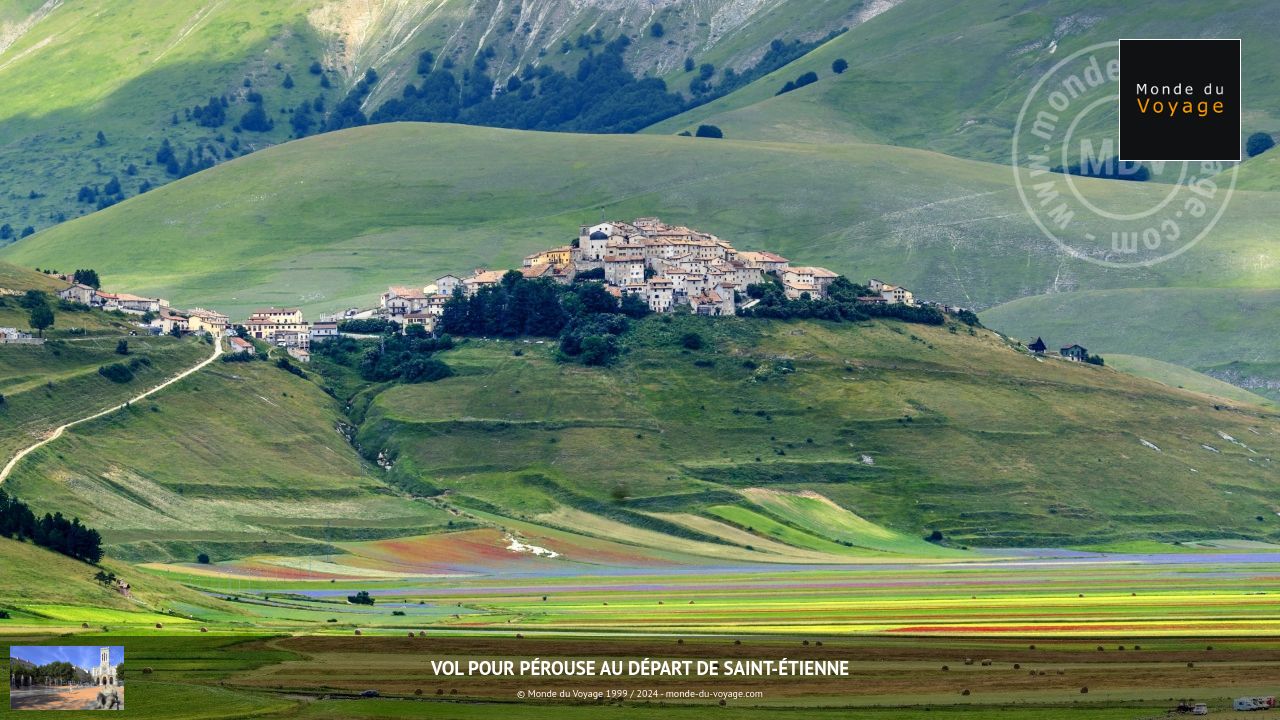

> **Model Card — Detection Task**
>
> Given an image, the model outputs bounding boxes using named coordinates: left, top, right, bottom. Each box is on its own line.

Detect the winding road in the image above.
left=0, top=337, right=222, bottom=484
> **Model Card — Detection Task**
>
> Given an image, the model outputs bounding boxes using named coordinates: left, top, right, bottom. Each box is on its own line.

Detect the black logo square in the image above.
left=1119, top=39, right=1240, bottom=161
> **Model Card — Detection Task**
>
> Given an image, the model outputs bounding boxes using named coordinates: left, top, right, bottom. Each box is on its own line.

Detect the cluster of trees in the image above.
left=1050, top=157, right=1150, bottom=182
left=0, top=490, right=104, bottom=564
left=777, top=70, right=818, bottom=96
left=312, top=330, right=455, bottom=384
left=11, top=660, right=91, bottom=685
left=155, top=138, right=221, bottom=179
left=371, top=38, right=686, bottom=134
left=0, top=223, right=35, bottom=241
left=98, top=356, right=150, bottom=383
left=323, top=69, right=379, bottom=132
left=438, top=271, right=644, bottom=365
left=741, top=277, right=947, bottom=326
left=348, top=590, right=375, bottom=605
left=694, top=32, right=845, bottom=102
left=336, top=318, right=394, bottom=334
left=19, top=289, right=54, bottom=336
left=72, top=268, right=101, bottom=288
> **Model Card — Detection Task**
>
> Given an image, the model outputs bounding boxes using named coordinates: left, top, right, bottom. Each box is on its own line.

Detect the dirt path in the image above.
left=0, top=337, right=222, bottom=484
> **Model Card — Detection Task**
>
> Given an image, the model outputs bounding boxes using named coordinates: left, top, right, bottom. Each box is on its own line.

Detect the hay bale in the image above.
left=407, top=632, right=415, bottom=637
left=414, top=689, right=422, bottom=696
left=155, top=622, right=164, bottom=629
left=941, top=665, right=949, bottom=671
left=1096, top=645, right=1104, bottom=651
left=961, top=689, right=970, bottom=696
left=677, top=638, right=684, bottom=645
left=418, top=631, right=426, bottom=637
left=1028, top=644, right=1036, bottom=650
left=1013, top=663, right=1020, bottom=670
left=980, top=659, right=992, bottom=666
left=200, top=627, right=208, bottom=633
left=516, top=633, right=524, bottom=639
left=733, top=639, right=741, bottom=645
left=816, top=641, right=823, bottom=647
left=81, top=622, right=89, bottom=629
left=963, top=658, right=974, bottom=665
left=1205, top=645, right=1213, bottom=651
left=354, top=629, right=362, bottom=635
left=1080, top=686, right=1088, bottom=694
left=1134, top=644, right=1141, bottom=650
left=1117, top=645, right=1125, bottom=651
left=436, top=689, right=444, bottom=695
left=1187, top=662, right=1195, bottom=668
left=802, top=640, right=810, bottom=646
left=142, top=667, right=153, bottom=675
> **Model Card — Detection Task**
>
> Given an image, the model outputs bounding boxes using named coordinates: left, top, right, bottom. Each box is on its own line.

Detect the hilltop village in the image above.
left=376, top=217, right=920, bottom=330
left=32, top=219, right=1041, bottom=363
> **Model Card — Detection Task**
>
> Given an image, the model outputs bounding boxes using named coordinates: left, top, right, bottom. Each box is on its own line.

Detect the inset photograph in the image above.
left=9, top=646, right=123, bottom=711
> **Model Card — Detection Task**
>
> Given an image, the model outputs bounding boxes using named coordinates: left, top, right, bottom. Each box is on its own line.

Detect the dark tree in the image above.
left=695, top=124, right=723, bottom=138
left=309, top=60, right=323, bottom=75
left=282, top=73, right=294, bottom=89
left=680, top=332, right=704, bottom=350
left=1247, top=131, right=1275, bottom=157
left=197, top=552, right=210, bottom=564
left=650, top=22, right=664, bottom=38
left=29, top=304, right=54, bottom=336
left=832, top=58, right=848, bottom=74
left=96, top=130, right=107, bottom=147
left=240, top=102, right=274, bottom=132
left=115, top=339, right=129, bottom=355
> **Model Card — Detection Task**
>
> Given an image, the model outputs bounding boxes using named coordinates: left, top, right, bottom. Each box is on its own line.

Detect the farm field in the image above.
left=6, top=549, right=1280, bottom=719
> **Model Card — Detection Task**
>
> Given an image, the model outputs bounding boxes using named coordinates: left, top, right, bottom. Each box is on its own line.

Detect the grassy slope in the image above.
left=3, top=358, right=447, bottom=562
left=1104, top=354, right=1274, bottom=408
left=357, top=315, right=1280, bottom=546
left=0, top=261, right=210, bottom=459
left=981, top=288, right=1280, bottom=370
left=5, top=123, right=1280, bottom=321
left=648, top=0, right=1280, bottom=160
left=0, top=536, right=236, bottom=623
left=0, top=0, right=858, bottom=237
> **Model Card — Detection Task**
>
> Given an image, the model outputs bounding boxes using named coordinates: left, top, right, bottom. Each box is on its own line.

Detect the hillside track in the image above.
left=0, top=337, right=222, bottom=483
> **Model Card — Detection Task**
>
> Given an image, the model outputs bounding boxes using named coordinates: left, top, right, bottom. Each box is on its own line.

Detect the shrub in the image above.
left=196, top=553, right=210, bottom=564
left=680, top=332, right=704, bottom=350
left=1246, top=131, right=1275, bottom=157
left=98, top=363, right=134, bottom=383
left=115, top=339, right=129, bottom=355
left=832, top=58, right=848, bottom=74
left=694, top=124, right=723, bottom=139
left=348, top=590, right=375, bottom=605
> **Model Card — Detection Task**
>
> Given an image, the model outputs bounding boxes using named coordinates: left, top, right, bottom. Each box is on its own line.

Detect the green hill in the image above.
left=981, top=288, right=1280, bottom=387
left=0, top=535, right=235, bottom=626
left=648, top=0, right=1280, bottom=160
left=9, top=313, right=1279, bottom=555
left=1105, top=354, right=1274, bottom=408
left=352, top=315, right=1280, bottom=547
left=3, top=357, right=449, bottom=563
left=4, top=123, right=1280, bottom=322
left=0, top=261, right=210, bottom=460
left=0, top=0, right=860, bottom=238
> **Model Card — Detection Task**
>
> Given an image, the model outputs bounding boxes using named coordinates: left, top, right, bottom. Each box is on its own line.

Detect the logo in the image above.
left=1012, top=41, right=1237, bottom=268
